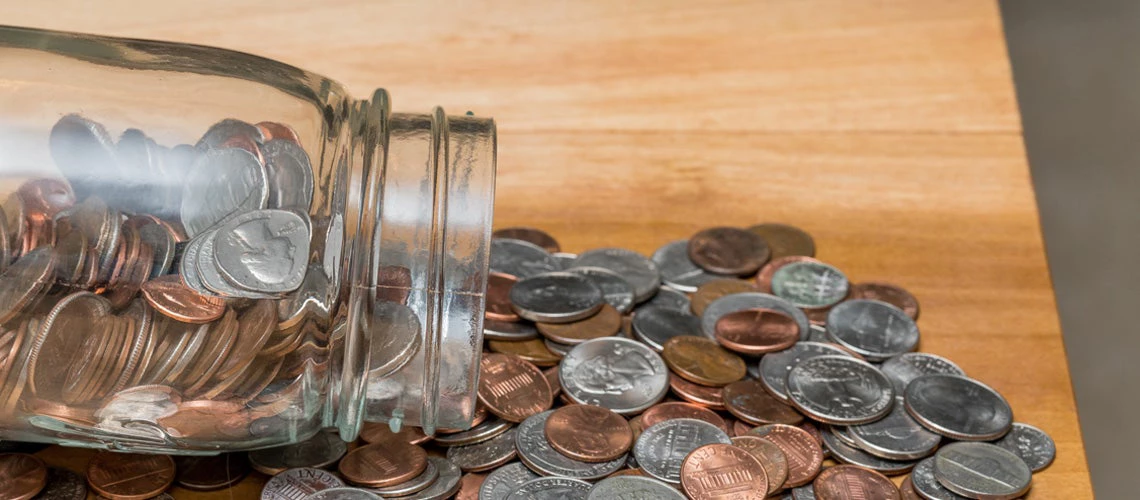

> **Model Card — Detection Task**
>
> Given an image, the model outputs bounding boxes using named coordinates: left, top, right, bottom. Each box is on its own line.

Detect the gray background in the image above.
left=1002, top=1, right=1136, bottom=496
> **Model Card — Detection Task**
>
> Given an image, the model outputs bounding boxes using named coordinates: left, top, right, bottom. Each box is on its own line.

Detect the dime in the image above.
left=305, top=488, right=382, bottom=500
left=630, top=306, right=700, bottom=352
left=848, top=403, right=941, bottom=461
left=400, top=457, right=462, bottom=499
left=661, top=336, right=746, bottom=387
left=821, top=426, right=918, bottom=475
left=668, top=374, right=725, bottom=409
left=700, top=292, right=810, bottom=342
left=86, top=452, right=175, bottom=500
left=879, top=353, right=964, bottom=400
left=559, top=337, right=669, bottom=415
left=489, top=238, right=560, bottom=279
left=687, top=227, right=771, bottom=276
left=367, top=301, right=422, bottom=377
left=212, top=209, right=309, bottom=293
left=714, top=307, right=800, bottom=355
left=910, top=458, right=968, bottom=500
left=633, top=418, right=731, bottom=484
left=851, top=281, right=920, bottom=319
left=933, top=442, right=1032, bottom=499
left=826, top=299, right=920, bottom=361
left=484, top=319, right=540, bottom=342
left=748, top=424, right=824, bottom=488
left=770, top=260, right=849, bottom=309
left=509, top=272, right=603, bottom=323
left=544, top=404, right=632, bottom=463
left=515, top=411, right=626, bottom=479
left=640, top=402, right=729, bottom=435
left=643, top=285, right=691, bottom=312
left=368, top=458, right=439, bottom=497
left=140, top=275, right=226, bottom=323
left=338, top=442, right=428, bottom=488
left=249, top=430, right=347, bottom=475
left=261, top=468, right=344, bottom=500
left=0, top=453, right=46, bottom=500
left=33, top=468, right=86, bottom=500
left=993, top=422, right=1056, bottom=472
left=812, top=465, right=899, bottom=500
left=732, top=435, right=788, bottom=494
left=477, top=353, right=553, bottom=423
left=904, top=375, right=1013, bottom=441
left=174, top=453, right=250, bottom=491
left=651, top=240, right=730, bottom=292
left=722, top=379, right=804, bottom=426
left=446, top=428, right=518, bottom=472
left=485, top=272, right=521, bottom=322
left=493, top=227, right=560, bottom=253
left=181, top=147, right=268, bottom=237
left=680, top=443, right=768, bottom=500
left=123, top=215, right=176, bottom=279
left=432, top=418, right=513, bottom=447
left=787, top=355, right=894, bottom=425
left=570, top=248, right=661, bottom=303
left=536, top=304, right=621, bottom=345
left=505, top=477, right=591, bottom=500
left=552, top=252, right=577, bottom=269
left=479, top=462, right=539, bottom=500
left=587, top=475, right=684, bottom=500
left=747, top=223, right=816, bottom=259
left=564, top=266, right=635, bottom=314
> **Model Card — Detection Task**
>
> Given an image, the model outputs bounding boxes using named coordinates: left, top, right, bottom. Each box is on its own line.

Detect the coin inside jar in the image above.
left=679, top=443, right=768, bottom=500
left=812, top=464, right=900, bottom=500
left=713, top=307, right=800, bottom=355
left=661, top=336, right=746, bottom=387
left=485, top=272, right=521, bottom=322
left=544, top=404, right=632, bottom=463
left=687, top=226, right=771, bottom=276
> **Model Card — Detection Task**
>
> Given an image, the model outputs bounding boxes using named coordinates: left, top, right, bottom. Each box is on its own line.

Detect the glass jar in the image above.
left=0, top=26, right=495, bottom=453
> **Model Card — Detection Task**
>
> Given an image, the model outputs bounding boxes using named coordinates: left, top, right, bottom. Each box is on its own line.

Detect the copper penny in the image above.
left=748, top=424, right=823, bottom=488
left=687, top=227, right=771, bottom=276
left=640, top=402, right=728, bottom=435
left=732, top=435, right=789, bottom=494
left=140, top=275, right=225, bottom=323
left=486, top=338, right=561, bottom=367
left=662, top=336, right=746, bottom=387
left=543, top=367, right=562, bottom=398
left=798, top=420, right=824, bottom=446
left=545, top=404, right=632, bottom=462
left=609, top=468, right=646, bottom=478
left=485, top=272, right=520, bottom=322
left=255, top=121, right=302, bottom=145
left=492, top=227, right=560, bottom=253
left=17, top=178, right=74, bottom=219
left=157, top=400, right=251, bottom=441
left=754, top=256, right=820, bottom=293
left=733, top=419, right=754, bottom=437
left=338, top=442, right=428, bottom=488
left=455, top=472, right=486, bottom=500
left=359, top=421, right=432, bottom=445
left=714, top=308, right=800, bottom=355
left=0, top=453, right=46, bottom=500
left=668, top=374, right=725, bottom=409
left=174, top=454, right=249, bottom=491
left=86, top=452, right=175, bottom=500
left=812, top=465, right=900, bottom=500
left=851, top=282, right=920, bottom=319
left=747, top=223, right=816, bottom=260
left=477, top=353, right=553, bottom=423
left=690, top=279, right=756, bottom=317
left=680, top=443, right=768, bottom=500
left=722, top=379, right=804, bottom=426
left=213, top=300, right=276, bottom=381
left=900, top=476, right=922, bottom=500
left=536, top=304, right=621, bottom=345
left=220, top=134, right=265, bottom=165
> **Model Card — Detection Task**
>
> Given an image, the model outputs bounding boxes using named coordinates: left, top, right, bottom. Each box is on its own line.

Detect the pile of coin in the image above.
left=0, top=115, right=331, bottom=448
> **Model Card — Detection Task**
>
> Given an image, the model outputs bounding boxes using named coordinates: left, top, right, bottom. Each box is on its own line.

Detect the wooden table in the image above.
left=5, top=1, right=1093, bottom=497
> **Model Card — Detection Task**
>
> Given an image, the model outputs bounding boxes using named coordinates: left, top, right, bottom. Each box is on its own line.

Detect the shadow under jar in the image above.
left=0, top=26, right=495, bottom=453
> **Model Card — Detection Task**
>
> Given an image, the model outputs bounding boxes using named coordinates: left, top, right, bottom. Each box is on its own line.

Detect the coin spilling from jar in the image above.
left=0, top=224, right=1057, bottom=499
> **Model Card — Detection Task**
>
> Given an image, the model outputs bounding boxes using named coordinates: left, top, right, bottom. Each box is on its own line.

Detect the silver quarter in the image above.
left=194, top=229, right=277, bottom=299
left=587, top=475, right=684, bottom=500
left=786, top=355, right=894, bottom=425
left=306, top=488, right=383, bottom=500
left=933, top=442, right=1032, bottom=500
left=758, top=341, right=854, bottom=402
left=848, top=404, right=941, bottom=461
left=701, top=292, right=810, bottom=341
left=910, top=458, right=968, bottom=500
left=260, top=467, right=344, bottom=500
left=514, top=410, right=626, bottom=479
left=181, top=147, right=269, bottom=237
left=769, top=260, right=849, bottom=309
left=904, top=375, right=1013, bottom=441
left=570, top=248, right=661, bottom=303
left=261, top=139, right=315, bottom=211
left=651, top=240, right=729, bottom=292
left=366, top=458, right=438, bottom=497
left=543, top=339, right=574, bottom=357
left=248, top=430, right=347, bottom=475
left=433, top=418, right=513, bottom=447
left=505, top=477, right=591, bottom=500
left=484, top=319, right=539, bottom=341
left=489, top=238, right=560, bottom=279
left=134, top=219, right=176, bottom=278
left=368, top=301, right=422, bottom=378
left=446, top=428, right=518, bottom=472
left=479, top=462, right=539, bottom=500
left=821, top=426, right=917, bottom=475
left=993, top=422, right=1056, bottom=472
left=630, top=306, right=701, bottom=352
left=399, top=457, right=462, bottom=500
left=196, top=118, right=265, bottom=149
left=35, top=468, right=87, bottom=500
left=559, top=337, right=669, bottom=415
left=806, top=324, right=830, bottom=342
left=880, top=352, right=965, bottom=399
left=830, top=425, right=860, bottom=448
left=790, top=484, right=815, bottom=500
left=565, top=266, right=635, bottom=314
left=509, top=272, right=603, bottom=323
left=552, top=252, right=577, bottom=269
left=633, top=418, right=731, bottom=484
left=213, top=209, right=310, bottom=293
left=826, top=300, right=920, bottom=362
left=49, top=114, right=119, bottom=201
left=641, top=286, right=691, bottom=313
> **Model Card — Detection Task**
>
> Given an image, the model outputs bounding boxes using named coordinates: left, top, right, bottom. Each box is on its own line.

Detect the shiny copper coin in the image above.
left=668, top=374, right=725, bottom=409
left=754, top=255, right=820, bottom=293
left=748, top=424, right=823, bottom=488
left=545, top=404, right=632, bottom=462
left=640, top=402, right=728, bottom=435
left=255, top=121, right=302, bottom=145
left=86, top=452, right=175, bottom=500
left=485, top=272, right=520, bottom=322
left=477, top=353, right=553, bottom=423
left=680, top=443, right=768, bottom=500
left=338, top=442, right=428, bottom=488
left=0, top=453, right=47, bottom=500
left=714, top=307, right=800, bottom=355
left=493, top=227, right=560, bottom=253
left=690, top=279, right=756, bottom=316
left=798, top=420, right=824, bottom=445
left=220, top=134, right=265, bottom=165
left=609, top=468, right=646, bottom=478
left=543, top=366, right=562, bottom=398
left=900, top=476, right=922, bottom=500
left=662, top=336, right=746, bottom=387
left=733, top=419, right=754, bottom=437
left=455, top=472, right=486, bottom=500
left=723, top=379, right=804, bottom=426
left=732, top=435, right=789, bottom=494
left=157, top=400, right=251, bottom=441
left=174, top=454, right=249, bottom=491
left=487, top=338, right=561, bottom=367
left=851, top=281, right=920, bottom=319
left=812, top=465, right=900, bottom=500
left=536, top=304, right=621, bottom=345
left=141, top=275, right=225, bottom=323
left=688, top=227, right=771, bottom=276
left=17, top=178, right=74, bottom=219
left=747, top=223, right=815, bottom=260
left=359, top=421, right=432, bottom=445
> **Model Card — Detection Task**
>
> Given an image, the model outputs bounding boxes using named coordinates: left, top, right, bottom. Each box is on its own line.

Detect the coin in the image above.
left=544, top=404, right=632, bottom=463
left=123, top=215, right=176, bottom=279
left=86, top=452, right=175, bottom=500
left=0, top=248, right=55, bottom=324
left=559, top=337, right=669, bottom=415
left=821, top=426, right=918, bottom=475
left=509, top=272, right=604, bottom=323
left=643, top=285, right=691, bottom=312
left=197, top=118, right=264, bottom=149
left=505, top=477, right=591, bottom=500
left=0, top=453, right=46, bottom=500
left=564, top=266, right=635, bottom=314
left=787, top=355, right=894, bottom=425
left=679, top=443, right=768, bottom=500
left=359, top=421, right=432, bottom=446
left=714, top=307, right=800, bottom=355
left=570, top=248, right=661, bottom=304
left=484, top=319, right=540, bottom=342
left=909, top=458, right=968, bottom=500
left=33, top=467, right=86, bottom=500
left=249, top=430, right=348, bottom=475
left=900, top=476, right=923, bottom=500
left=640, top=402, right=728, bottom=435
left=748, top=424, right=823, bottom=488
left=668, top=373, right=725, bottom=409
left=493, top=227, right=560, bottom=253
left=689, top=279, right=755, bottom=316
left=27, top=292, right=112, bottom=402
left=687, top=227, right=771, bottom=276
left=879, top=353, right=965, bottom=400
left=662, top=336, right=746, bottom=387
left=260, top=139, right=315, bottom=211
left=490, top=238, right=560, bottom=279
left=587, top=475, right=684, bottom=500
left=338, top=441, right=428, bottom=488
left=515, top=410, right=626, bottom=479
left=212, top=209, right=309, bottom=293
left=261, top=468, right=345, bottom=500
left=305, top=488, right=382, bottom=500
left=477, top=353, right=553, bottom=423
left=445, top=427, right=518, bottom=472
left=181, top=147, right=268, bottom=237
left=904, top=375, right=1013, bottom=441
left=933, top=442, right=1032, bottom=499
left=723, top=379, right=804, bottom=426
left=256, top=121, right=301, bottom=144
left=401, top=457, right=462, bottom=500
left=700, top=292, right=810, bottom=342
left=432, top=418, right=513, bottom=447
left=732, top=435, right=788, bottom=493
left=651, top=240, right=730, bottom=293
left=747, top=223, right=815, bottom=260
left=634, top=418, right=731, bottom=484
left=552, top=252, right=576, bottom=269
left=536, top=304, right=621, bottom=345
left=174, top=453, right=249, bottom=491
left=848, top=403, right=941, bottom=461
left=993, top=422, right=1056, bottom=472
left=455, top=472, right=485, bottom=500
left=140, top=275, right=226, bottom=323
left=812, top=465, right=899, bottom=500
left=48, top=114, right=118, bottom=201
left=826, top=299, right=920, bottom=361
left=479, top=462, right=539, bottom=500
left=770, top=260, right=849, bottom=309
left=485, top=273, right=521, bottom=322
left=851, top=281, right=920, bottom=319
left=367, top=457, right=439, bottom=496
left=630, top=306, right=700, bottom=352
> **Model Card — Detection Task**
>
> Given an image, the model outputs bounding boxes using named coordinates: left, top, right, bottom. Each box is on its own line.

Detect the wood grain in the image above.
left=3, top=0, right=1092, bottom=497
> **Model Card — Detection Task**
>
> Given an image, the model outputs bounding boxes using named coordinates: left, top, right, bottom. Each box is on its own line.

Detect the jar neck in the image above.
left=334, top=90, right=496, bottom=439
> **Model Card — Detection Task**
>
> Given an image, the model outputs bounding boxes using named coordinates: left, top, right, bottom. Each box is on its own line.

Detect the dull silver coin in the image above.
left=559, top=337, right=669, bottom=415
left=490, top=238, right=560, bottom=279
left=35, top=468, right=87, bottom=500
left=366, top=458, right=439, bottom=497
left=196, top=118, right=264, bottom=149
left=786, top=355, right=894, bottom=425
left=790, top=484, right=816, bottom=500
left=261, top=139, right=315, bottom=211
left=249, top=430, right=347, bottom=475
left=543, top=338, right=574, bottom=357
left=630, top=306, right=701, bottom=352
left=479, top=462, right=539, bottom=500
left=758, top=341, right=854, bottom=402
left=770, top=260, right=849, bottom=309
left=306, top=488, right=382, bottom=500
left=367, top=301, right=422, bottom=378
left=49, top=114, right=119, bottom=201
left=700, top=292, right=811, bottom=342
left=993, top=422, right=1056, bottom=472
left=509, top=272, right=604, bottom=323
left=822, top=426, right=918, bottom=475
left=905, top=375, right=1013, bottom=441
left=514, top=410, right=626, bottom=479
left=484, top=319, right=539, bottom=341
left=651, top=240, right=730, bottom=293
left=634, top=418, right=731, bottom=484
left=260, top=467, right=344, bottom=500
left=806, top=324, right=830, bottom=342
left=910, top=458, right=968, bottom=500
left=830, top=425, right=860, bottom=448
left=133, top=219, right=176, bottom=279
left=446, top=427, right=518, bottom=472
left=213, top=209, right=310, bottom=294
left=400, top=457, right=462, bottom=500
left=570, top=248, right=661, bottom=304
left=565, top=266, right=635, bottom=314
left=848, top=404, right=941, bottom=461
left=506, top=477, right=591, bottom=500
left=181, top=147, right=269, bottom=237
left=553, top=252, right=577, bottom=269
left=641, top=286, right=691, bottom=313
left=433, top=418, right=513, bottom=447
left=880, top=352, right=965, bottom=399
left=196, top=228, right=276, bottom=298
left=587, top=475, right=685, bottom=500
left=827, top=299, right=920, bottom=362
left=933, top=442, right=1032, bottom=500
